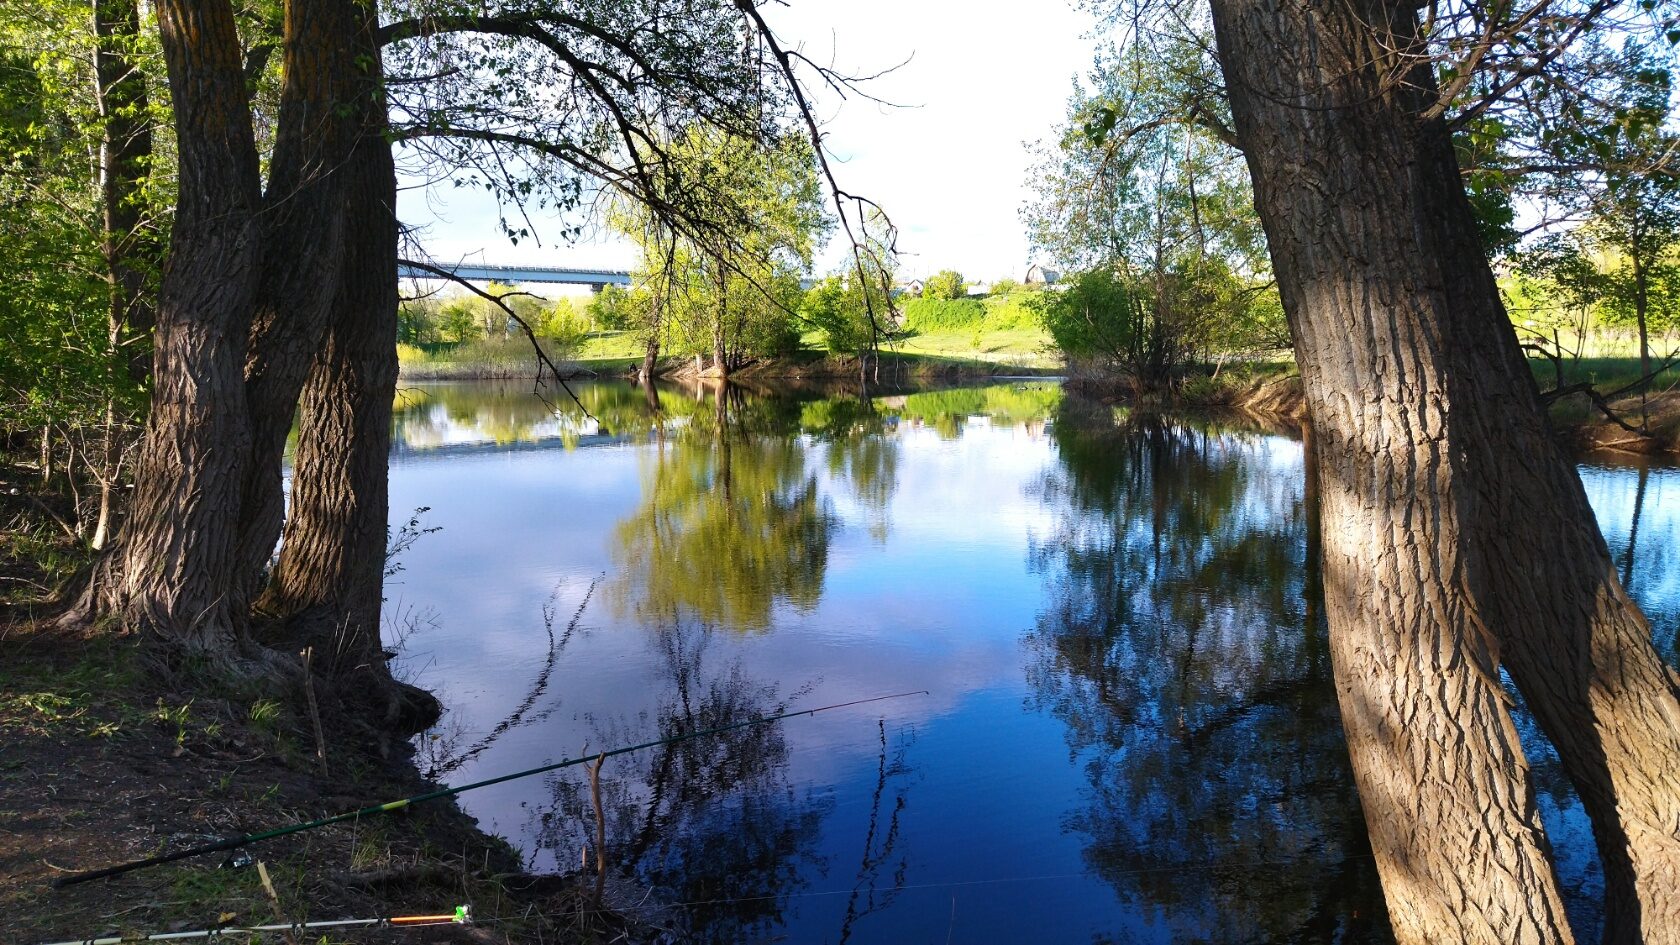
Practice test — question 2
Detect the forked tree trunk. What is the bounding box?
[232,0,357,608]
[261,148,393,660]
[1208,0,1680,941]
[101,0,262,657]
[259,36,435,733]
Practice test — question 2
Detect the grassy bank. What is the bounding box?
[1066,355,1680,455]
[399,325,1061,380]
[881,326,1058,372]
[397,337,605,380]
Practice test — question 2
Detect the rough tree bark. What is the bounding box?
[232,0,358,608]
[259,16,437,734]
[642,333,660,382]
[100,0,262,657]
[1207,0,1680,941]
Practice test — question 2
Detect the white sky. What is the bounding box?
[395,1,1099,283]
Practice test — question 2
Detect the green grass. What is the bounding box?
[402,325,1064,375]
[1527,355,1680,394]
[0,636,142,739]
[574,330,647,367]
[884,326,1059,371]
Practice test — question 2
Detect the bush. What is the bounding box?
[980,294,1040,331]
[902,296,986,331]
[397,300,443,345]
[533,301,591,353]
[396,343,432,366]
[438,300,481,342]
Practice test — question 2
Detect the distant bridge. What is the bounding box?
[401,260,827,292]
[399,261,632,289]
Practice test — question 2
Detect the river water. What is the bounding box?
[380,378,1679,944]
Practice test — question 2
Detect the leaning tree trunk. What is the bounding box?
[231,0,358,609]
[98,0,262,659]
[259,33,436,734]
[1208,0,1680,941]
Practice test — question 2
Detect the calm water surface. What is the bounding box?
[379,379,1680,944]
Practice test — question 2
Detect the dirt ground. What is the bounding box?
[1564,389,1680,456]
[0,621,622,945]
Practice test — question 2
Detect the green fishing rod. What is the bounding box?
[50,690,926,889]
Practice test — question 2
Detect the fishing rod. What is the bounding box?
[51,690,927,889]
[38,905,470,945]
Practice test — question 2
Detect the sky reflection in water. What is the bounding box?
[382,379,1679,945]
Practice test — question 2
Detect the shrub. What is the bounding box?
[902,296,986,331]
[981,294,1040,331]
[534,301,592,353]
[396,343,432,366]
[438,300,481,342]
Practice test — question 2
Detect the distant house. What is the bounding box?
[900,279,925,297]
[965,281,991,297]
[1024,264,1061,286]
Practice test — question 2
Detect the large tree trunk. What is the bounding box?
[1207,0,1680,941]
[232,0,358,607]
[260,151,392,669]
[100,0,262,658]
[259,26,436,734]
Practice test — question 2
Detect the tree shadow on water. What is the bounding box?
[1027,399,1390,944]
[525,621,832,944]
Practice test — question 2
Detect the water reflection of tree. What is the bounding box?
[897,384,1062,439]
[421,579,595,778]
[391,380,709,448]
[801,394,902,544]
[1026,398,1390,943]
[529,622,831,944]
[1599,462,1678,661]
[612,385,835,631]
[836,719,914,945]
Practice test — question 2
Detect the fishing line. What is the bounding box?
[50,690,927,888]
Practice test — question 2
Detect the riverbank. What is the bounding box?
[0,466,630,943]
[0,617,594,943]
[396,325,1062,381]
[1063,360,1680,456]
[1062,362,1307,420]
